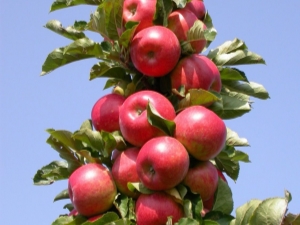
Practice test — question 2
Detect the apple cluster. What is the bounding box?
[67,0,230,224]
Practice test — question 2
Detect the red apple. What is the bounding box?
[68,163,117,217]
[88,214,103,222]
[112,147,140,198]
[183,161,218,201]
[122,0,157,33]
[130,26,181,77]
[136,136,189,190]
[174,105,226,161]
[170,54,221,95]
[167,8,207,53]
[91,93,126,132]
[135,192,184,225]
[185,0,206,20]
[119,90,176,147]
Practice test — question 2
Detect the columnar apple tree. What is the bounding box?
[33,0,299,224]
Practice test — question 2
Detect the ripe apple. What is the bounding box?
[174,105,226,161]
[167,8,207,53]
[183,161,218,201]
[122,0,157,33]
[91,93,126,132]
[170,54,221,95]
[119,90,176,147]
[203,169,227,210]
[135,192,184,225]
[136,136,189,190]
[68,163,117,217]
[129,26,181,77]
[112,147,140,198]
[185,0,206,20]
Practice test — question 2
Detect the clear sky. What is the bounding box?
[1,1,300,224]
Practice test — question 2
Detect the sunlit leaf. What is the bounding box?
[176,217,200,225]
[52,215,87,225]
[212,179,234,214]
[127,182,154,195]
[82,212,120,225]
[234,199,262,225]
[50,0,102,12]
[215,149,240,181]
[90,62,131,82]
[219,67,248,82]
[226,128,249,147]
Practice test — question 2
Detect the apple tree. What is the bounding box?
[33,0,300,224]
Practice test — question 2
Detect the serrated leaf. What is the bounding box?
[90,62,131,82]
[177,89,220,112]
[127,182,154,195]
[231,150,250,163]
[41,47,95,75]
[47,129,84,151]
[215,149,240,181]
[219,68,248,82]
[226,128,249,147]
[234,199,262,225]
[50,0,102,12]
[82,212,120,225]
[63,37,104,58]
[249,197,288,225]
[147,102,176,136]
[80,119,93,130]
[212,179,233,214]
[44,20,86,40]
[223,81,270,100]
[33,161,70,185]
[72,129,104,154]
[54,189,70,202]
[154,0,173,26]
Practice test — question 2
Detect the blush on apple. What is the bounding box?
[170,54,221,95]
[129,26,181,77]
[136,136,189,190]
[112,147,140,198]
[119,90,176,147]
[185,0,206,20]
[174,105,226,161]
[135,192,184,225]
[91,93,126,132]
[183,161,218,201]
[122,0,157,33]
[68,163,117,217]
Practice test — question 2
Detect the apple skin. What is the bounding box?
[119,90,176,147]
[174,105,226,161]
[135,192,184,225]
[112,147,140,198]
[91,93,126,132]
[136,136,189,190]
[185,0,206,20]
[203,169,227,210]
[130,26,181,77]
[170,54,221,95]
[167,8,207,53]
[183,161,218,201]
[122,0,157,33]
[68,163,117,217]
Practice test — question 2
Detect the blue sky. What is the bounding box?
[1,1,300,224]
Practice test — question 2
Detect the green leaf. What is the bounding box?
[153,0,173,26]
[63,37,104,58]
[203,220,220,225]
[283,213,300,225]
[52,215,87,225]
[207,38,265,66]
[82,212,120,225]
[202,12,217,49]
[114,194,129,219]
[47,129,84,151]
[119,22,139,48]
[176,217,200,225]
[215,147,240,181]
[177,89,220,112]
[234,199,262,225]
[74,21,88,31]
[184,193,203,221]
[226,128,249,147]
[219,68,248,82]
[249,197,288,225]
[90,62,131,82]
[44,20,86,40]
[212,179,233,215]
[33,161,70,185]
[204,211,235,225]
[127,182,154,195]
[50,0,103,12]
[41,47,95,75]
[80,119,93,130]
[72,129,104,154]
[147,102,176,136]
[231,150,250,163]
[223,81,270,100]
[54,189,70,202]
